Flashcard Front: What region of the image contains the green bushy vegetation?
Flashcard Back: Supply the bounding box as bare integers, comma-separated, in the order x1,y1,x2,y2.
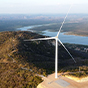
65,71,88,78
69,71,88,78
0,63,43,88
0,31,45,88
62,66,88,78
0,31,88,87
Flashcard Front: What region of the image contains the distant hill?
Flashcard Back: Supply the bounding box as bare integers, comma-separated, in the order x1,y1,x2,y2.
0,31,88,88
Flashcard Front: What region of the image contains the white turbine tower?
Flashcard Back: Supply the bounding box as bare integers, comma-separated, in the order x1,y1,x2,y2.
24,6,76,78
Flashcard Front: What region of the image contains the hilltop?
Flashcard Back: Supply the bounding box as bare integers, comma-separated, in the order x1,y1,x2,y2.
0,31,88,88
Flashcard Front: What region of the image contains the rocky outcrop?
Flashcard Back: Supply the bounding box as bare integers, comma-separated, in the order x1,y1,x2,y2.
37,84,46,88
65,75,88,82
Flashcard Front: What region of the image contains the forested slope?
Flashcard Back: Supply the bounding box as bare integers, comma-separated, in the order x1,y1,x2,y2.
0,31,88,88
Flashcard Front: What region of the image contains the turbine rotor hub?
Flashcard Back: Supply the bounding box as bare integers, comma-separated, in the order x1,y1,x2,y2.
55,36,58,38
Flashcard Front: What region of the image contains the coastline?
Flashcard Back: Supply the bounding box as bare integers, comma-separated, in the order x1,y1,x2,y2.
64,32,88,37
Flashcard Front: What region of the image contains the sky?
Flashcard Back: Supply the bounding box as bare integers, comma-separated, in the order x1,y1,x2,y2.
0,0,88,14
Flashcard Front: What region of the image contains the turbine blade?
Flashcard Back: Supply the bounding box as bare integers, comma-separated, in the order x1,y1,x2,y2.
58,39,76,63
56,5,73,37
24,37,55,41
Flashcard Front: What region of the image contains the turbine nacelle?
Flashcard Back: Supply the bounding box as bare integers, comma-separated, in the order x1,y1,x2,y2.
24,37,76,63
55,36,58,39
24,5,76,78
24,35,76,79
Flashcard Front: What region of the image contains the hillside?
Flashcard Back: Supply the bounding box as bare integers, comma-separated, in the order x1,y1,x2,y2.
0,31,88,88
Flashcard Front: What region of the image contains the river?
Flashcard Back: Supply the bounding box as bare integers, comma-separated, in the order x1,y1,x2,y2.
16,25,88,45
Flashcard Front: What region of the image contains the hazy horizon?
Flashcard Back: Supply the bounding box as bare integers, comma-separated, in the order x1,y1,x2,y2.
0,0,88,14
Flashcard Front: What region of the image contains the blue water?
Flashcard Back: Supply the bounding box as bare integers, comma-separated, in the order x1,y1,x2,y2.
16,25,42,32
16,25,88,45
42,30,88,45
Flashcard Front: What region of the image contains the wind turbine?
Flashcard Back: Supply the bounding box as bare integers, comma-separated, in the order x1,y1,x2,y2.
24,6,76,79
